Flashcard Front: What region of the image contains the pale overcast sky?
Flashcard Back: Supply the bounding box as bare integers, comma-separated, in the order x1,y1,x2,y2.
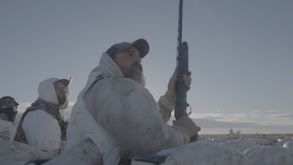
1,0,292,134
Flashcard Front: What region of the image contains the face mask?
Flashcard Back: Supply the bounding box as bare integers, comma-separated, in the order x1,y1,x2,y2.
0,107,17,122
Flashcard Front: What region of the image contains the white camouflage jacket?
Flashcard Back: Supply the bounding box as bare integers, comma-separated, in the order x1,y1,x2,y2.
66,53,189,164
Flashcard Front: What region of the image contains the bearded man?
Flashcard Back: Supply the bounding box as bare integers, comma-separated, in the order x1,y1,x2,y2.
14,78,70,151
66,39,200,165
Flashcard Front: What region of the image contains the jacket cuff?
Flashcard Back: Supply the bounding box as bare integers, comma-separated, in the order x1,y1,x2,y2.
172,124,190,144
158,95,175,112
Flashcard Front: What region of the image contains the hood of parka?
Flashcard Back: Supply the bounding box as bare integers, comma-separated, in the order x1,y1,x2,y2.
91,52,125,77
38,78,68,108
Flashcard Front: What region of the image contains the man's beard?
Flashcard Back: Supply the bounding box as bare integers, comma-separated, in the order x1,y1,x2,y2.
57,94,67,105
123,62,146,87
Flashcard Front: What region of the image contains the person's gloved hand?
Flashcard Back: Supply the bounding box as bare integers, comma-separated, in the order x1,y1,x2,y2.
173,116,201,137
165,68,192,103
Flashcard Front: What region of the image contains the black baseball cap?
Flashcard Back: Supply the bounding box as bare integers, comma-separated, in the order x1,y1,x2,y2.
0,96,19,108
54,79,70,87
106,38,149,58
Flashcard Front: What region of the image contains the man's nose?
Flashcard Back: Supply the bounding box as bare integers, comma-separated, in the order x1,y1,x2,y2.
135,56,141,63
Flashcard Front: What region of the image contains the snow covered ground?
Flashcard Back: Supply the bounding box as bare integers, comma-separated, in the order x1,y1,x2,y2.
132,135,293,165
1,132,293,165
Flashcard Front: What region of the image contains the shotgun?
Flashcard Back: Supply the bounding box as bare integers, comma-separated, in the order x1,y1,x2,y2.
174,0,198,141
